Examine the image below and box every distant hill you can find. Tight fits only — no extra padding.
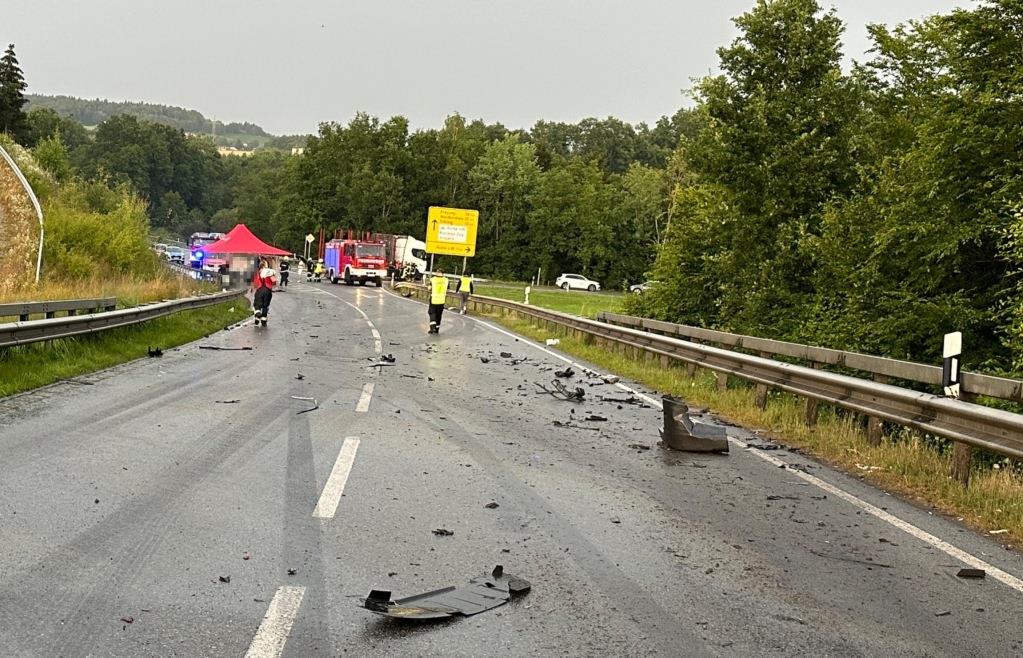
[24,94,307,149]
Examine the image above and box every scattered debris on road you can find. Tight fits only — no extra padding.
[989,529,1009,535]
[480,357,490,363]
[362,565,531,620]
[147,346,163,358]
[199,345,253,351]
[545,339,560,346]
[500,352,513,358]
[747,442,780,450]
[484,502,499,509]
[554,367,575,378]
[553,420,599,431]
[381,354,396,363]
[766,495,799,501]
[536,380,585,402]
[295,373,305,380]
[291,395,319,414]
[935,610,952,617]
[628,443,651,451]
[584,414,607,422]
[660,396,728,453]
[957,568,986,579]
[243,552,251,560]
[218,575,231,583]
[601,375,620,384]
[120,615,134,625]
[287,568,297,576]
[600,395,646,406]
[432,528,454,536]
[215,399,241,404]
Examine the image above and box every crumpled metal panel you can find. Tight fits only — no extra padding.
[363,566,531,620]
[660,395,729,453]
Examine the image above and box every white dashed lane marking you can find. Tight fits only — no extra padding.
[356,383,374,413]
[244,586,305,658]
[312,437,361,519]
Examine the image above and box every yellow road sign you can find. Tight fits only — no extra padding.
[426,206,479,257]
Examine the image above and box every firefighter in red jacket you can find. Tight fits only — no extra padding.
[251,259,277,326]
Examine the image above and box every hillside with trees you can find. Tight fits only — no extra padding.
[25,94,279,147]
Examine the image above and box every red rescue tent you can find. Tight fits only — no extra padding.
[204,224,290,256]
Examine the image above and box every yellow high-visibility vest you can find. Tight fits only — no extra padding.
[460,276,472,292]
[430,275,449,304]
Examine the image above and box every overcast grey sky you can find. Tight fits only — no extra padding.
[4,0,970,135]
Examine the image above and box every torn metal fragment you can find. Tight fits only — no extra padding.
[956,568,986,579]
[362,565,531,620]
[660,396,728,453]
[535,380,585,402]
[554,367,575,378]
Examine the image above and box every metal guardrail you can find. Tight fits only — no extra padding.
[0,289,245,349]
[597,312,1023,404]
[397,283,1023,472]
[0,297,116,322]
[165,261,223,284]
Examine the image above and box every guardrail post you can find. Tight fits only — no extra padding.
[686,339,699,378]
[19,313,29,321]
[715,372,728,392]
[950,392,977,487]
[866,374,889,445]
[805,364,824,427]
[754,351,771,409]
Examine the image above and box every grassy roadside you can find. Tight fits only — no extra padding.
[0,273,211,309]
[485,311,1023,549]
[475,283,625,318]
[0,300,249,397]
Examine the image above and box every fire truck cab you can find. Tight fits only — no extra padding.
[324,239,387,287]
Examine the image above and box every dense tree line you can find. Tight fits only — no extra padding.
[5,0,1022,372]
[631,0,1023,373]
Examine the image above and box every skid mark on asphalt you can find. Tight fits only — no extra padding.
[245,585,305,658]
[381,287,1023,595]
[312,437,361,519]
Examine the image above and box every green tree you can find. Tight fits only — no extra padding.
[0,44,29,142]
[33,133,73,182]
[468,134,542,276]
[26,107,90,150]
[649,0,860,335]
[806,0,1023,367]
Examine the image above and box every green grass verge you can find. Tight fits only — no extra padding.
[0,300,250,397]
[486,310,1023,549]
[475,283,625,318]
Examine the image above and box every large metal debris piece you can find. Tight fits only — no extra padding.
[363,566,531,621]
[660,395,729,453]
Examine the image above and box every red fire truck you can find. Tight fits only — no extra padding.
[324,237,387,286]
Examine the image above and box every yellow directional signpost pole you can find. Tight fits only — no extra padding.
[425,206,479,274]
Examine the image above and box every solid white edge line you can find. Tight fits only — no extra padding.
[380,286,1023,594]
[356,382,374,413]
[244,585,306,658]
[312,437,361,519]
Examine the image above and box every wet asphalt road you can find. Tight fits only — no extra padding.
[0,280,1021,657]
